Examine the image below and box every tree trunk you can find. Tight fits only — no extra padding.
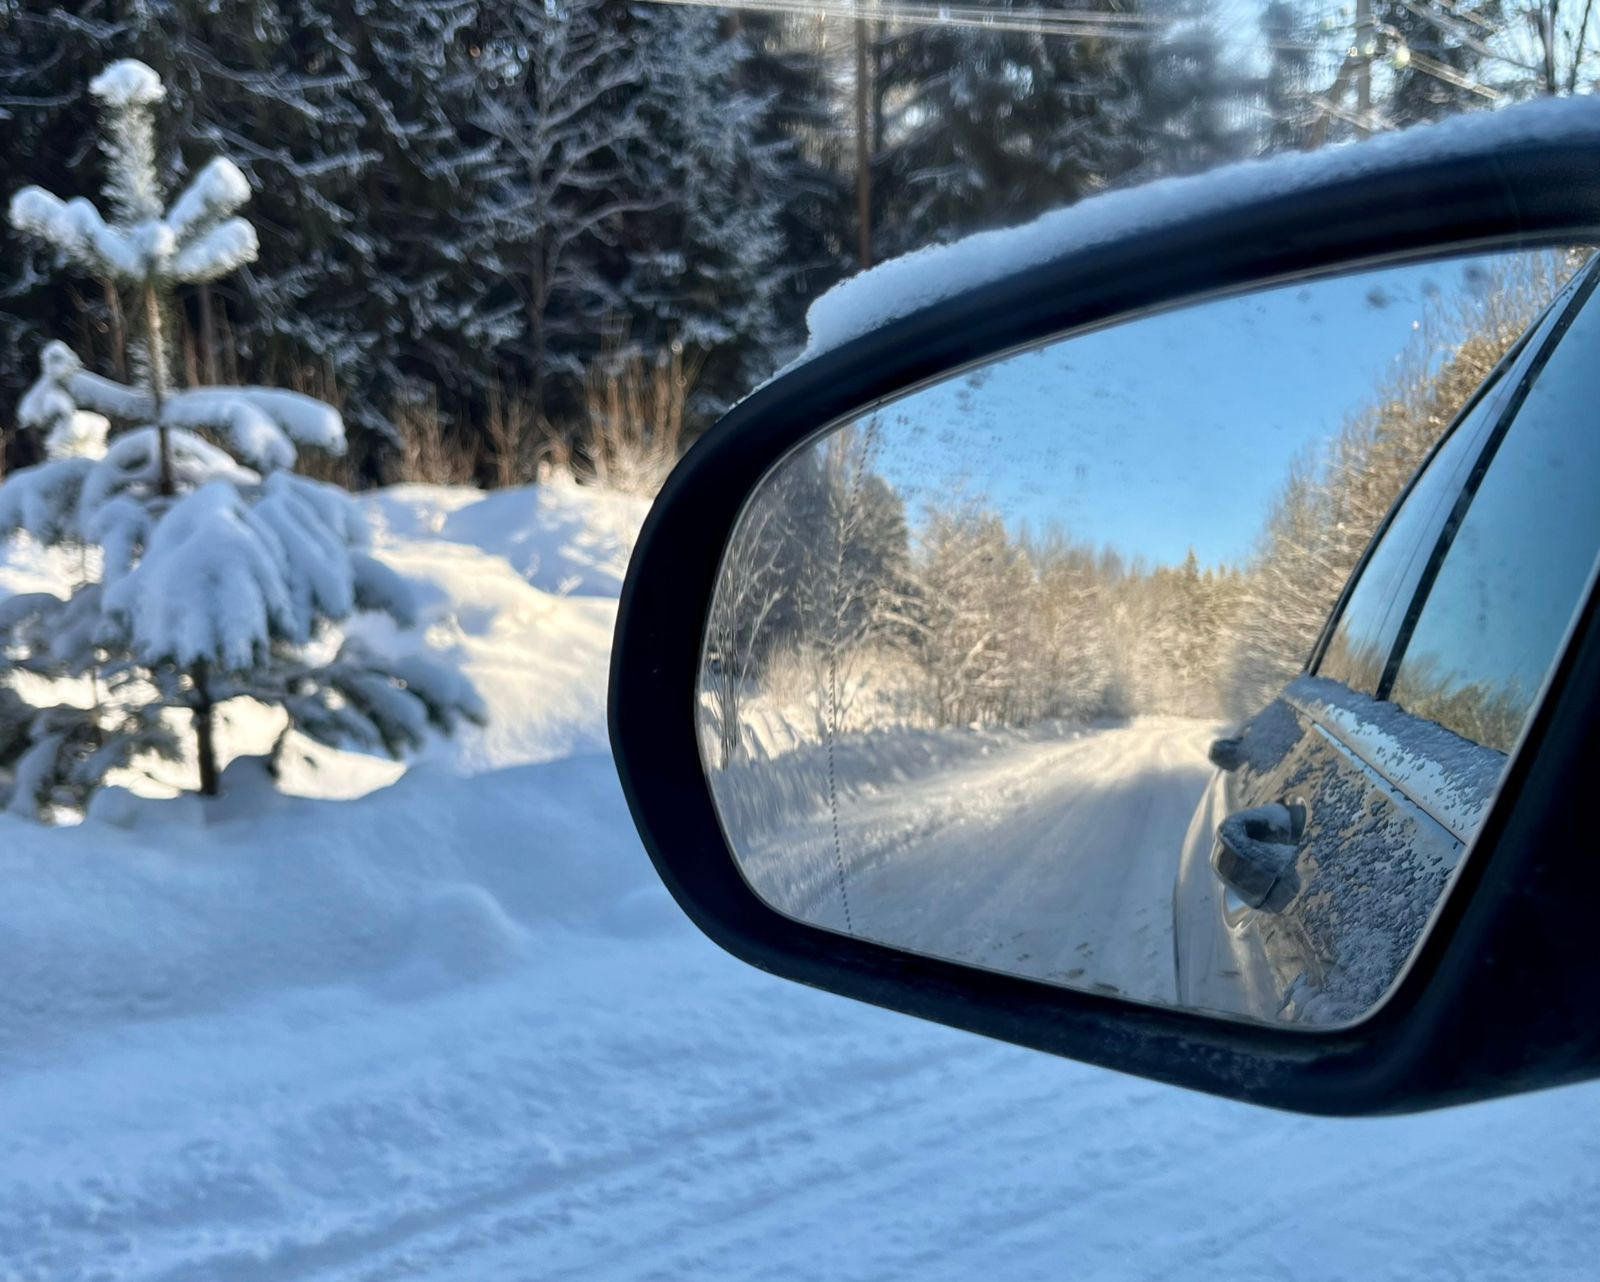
[528,252,548,428]
[143,282,175,496]
[104,279,128,380]
[192,663,220,798]
[1355,0,1372,132]
[197,283,218,384]
[718,673,740,771]
[855,17,873,271]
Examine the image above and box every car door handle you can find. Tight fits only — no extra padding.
[1212,802,1307,912]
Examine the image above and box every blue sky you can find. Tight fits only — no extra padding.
[867,252,1545,568]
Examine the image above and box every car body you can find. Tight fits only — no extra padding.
[1174,253,1600,1026]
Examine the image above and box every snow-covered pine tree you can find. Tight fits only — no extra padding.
[0,60,483,817]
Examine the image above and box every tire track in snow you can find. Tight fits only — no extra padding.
[788,719,1217,1004]
[295,1034,1183,1282]
[142,1040,977,1282]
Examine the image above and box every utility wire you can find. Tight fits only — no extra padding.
[635,0,1521,112]
[636,0,1168,41]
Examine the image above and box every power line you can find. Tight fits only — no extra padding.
[637,0,1518,120]
[635,0,1167,41]
[634,0,1431,58]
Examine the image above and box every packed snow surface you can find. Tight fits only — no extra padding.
[793,96,1600,372]
[720,717,1216,1004]
[0,479,1596,1280]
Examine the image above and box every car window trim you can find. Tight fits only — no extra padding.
[1286,679,1500,844]
[1376,259,1600,701]
[1305,255,1600,679]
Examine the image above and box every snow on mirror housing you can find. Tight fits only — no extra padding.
[612,104,1600,1114]
[699,248,1594,1030]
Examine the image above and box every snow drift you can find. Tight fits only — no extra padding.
[0,479,652,1054]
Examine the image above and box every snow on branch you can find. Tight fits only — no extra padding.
[75,428,257,525]
[49,411,110,461]
[163,386,346,471]
[21,340,346,473]
[164,157,252,243]
[170,217,259,282]
[351,553,419,626]
[388,652,488,731]
[286,641,487,758]
[104,481,302,670]
[10,60,258,287]
[0,458,95,544]
[248,473,361,632]
[88,60,164,109]
[19,341,155,432]
[8,188,151,279]
[85,468,385,675]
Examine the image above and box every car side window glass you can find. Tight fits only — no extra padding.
[1390,281,1600,752]
[1315,383,1506,694]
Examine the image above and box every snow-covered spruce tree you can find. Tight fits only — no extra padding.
[619,3,789,412]
[871,8,1135,261]
[471,0,650,428]
[0,60,483,815]
[730,10,854,340]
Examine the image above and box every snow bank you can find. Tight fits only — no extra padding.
[374,476,646,599]
[355,479,648,776]
[792,97,1600,371]
[0,752,653,1052]
[0,480,653,1054]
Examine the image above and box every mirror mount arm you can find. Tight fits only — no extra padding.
[1209,736,1246,771]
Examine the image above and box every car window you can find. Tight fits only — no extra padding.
[1314,382,1506,694]
[1314,269,1588,697]
[1389,278,1600,751]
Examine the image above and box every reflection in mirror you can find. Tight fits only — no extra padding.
[701,248,1599,1027]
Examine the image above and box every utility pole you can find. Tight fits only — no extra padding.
[855,7,872,270]
[1356,0,1373,132]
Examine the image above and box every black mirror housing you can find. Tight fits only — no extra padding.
[610,100,1600,1115]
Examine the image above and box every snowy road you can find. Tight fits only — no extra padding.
[4,836,1599,1282]
[737,719,1217,1005]
[2,485,1598,1281]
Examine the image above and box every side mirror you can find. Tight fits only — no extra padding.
[611,101,1600,1115]
[1207,737,1245,772]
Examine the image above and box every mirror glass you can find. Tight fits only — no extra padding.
[700,247,1599,1028]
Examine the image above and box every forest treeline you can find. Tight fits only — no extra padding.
[707,427,1248,765]
[2,0,1582,483]
[706,253,1581,760]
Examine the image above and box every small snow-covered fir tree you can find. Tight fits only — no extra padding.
[0,60,483,816]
